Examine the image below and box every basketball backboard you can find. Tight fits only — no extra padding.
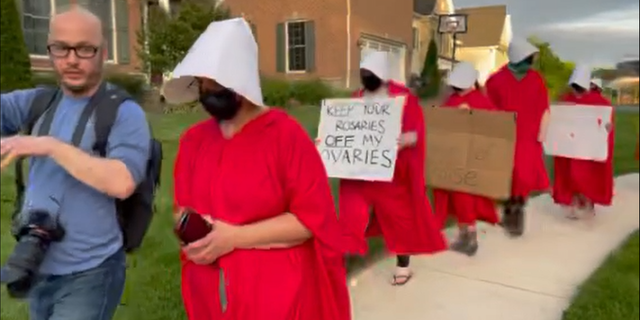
[438,14,468,34]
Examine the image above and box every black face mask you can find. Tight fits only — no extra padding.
[199,89,241,121]
[361,74,383,92]
[571,83,586,94]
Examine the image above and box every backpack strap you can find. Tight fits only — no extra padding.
[13,88,62,219]
[25,87,61,134]
[92,88,132,157]
[68,83,110,147]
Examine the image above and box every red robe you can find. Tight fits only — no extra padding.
[433,90,501,228]
[174,109,351,320]
[552,92,615,206]
[485,67,550,198]
[338,81,447,255]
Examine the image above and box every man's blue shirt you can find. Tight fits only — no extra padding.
[1,87,150,275]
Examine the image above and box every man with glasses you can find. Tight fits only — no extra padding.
[0,7,150,320]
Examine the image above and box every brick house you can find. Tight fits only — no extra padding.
[221,0,414,89]
[17,0,143,74]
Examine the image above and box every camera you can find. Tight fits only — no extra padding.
[0,210,65,299]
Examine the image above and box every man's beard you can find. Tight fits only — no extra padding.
[52,58,104,96]
[61,68,102,95]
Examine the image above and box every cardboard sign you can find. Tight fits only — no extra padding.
[543,104,613,161]
[424,107,517,199]
[317,97,405,181]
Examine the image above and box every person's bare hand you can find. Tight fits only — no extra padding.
[182,217,240,265]
[1,136,56,171]
[397,132,417,149]
[459,103,470,110]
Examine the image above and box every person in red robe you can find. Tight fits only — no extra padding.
[334,51,446,285]
[433,62,500,256]
[485,39,551,237]
[552,67,614,218]
[163,18,351,320]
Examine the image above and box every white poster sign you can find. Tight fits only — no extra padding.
[543,104,613,161]
[317,97,405,181]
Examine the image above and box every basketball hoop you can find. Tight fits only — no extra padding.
[437,14,468,34]
[444,20,459,34]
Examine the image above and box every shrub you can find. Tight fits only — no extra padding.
[106,73,147,100]
[261,77,348,108]
[261,77,292,107]
[0,0,33,91]
[418,38,441,99]
[138,0,230,76]
[31,72,147,100]
[289,79,334,106]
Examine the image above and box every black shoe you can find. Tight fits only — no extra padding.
[450,229,479,257]
[509,202,526,237]
[501,201,515,233]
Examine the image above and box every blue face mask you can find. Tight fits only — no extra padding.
[508,55,535,79]
[508,56,533,72]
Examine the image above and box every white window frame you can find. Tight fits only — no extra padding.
[285,20,308,74]
[22,0,119,63]
[22,0,55,58]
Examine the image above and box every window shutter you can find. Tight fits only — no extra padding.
[304,21,315,72]
[114,0,130,64]
[276,23,286,73]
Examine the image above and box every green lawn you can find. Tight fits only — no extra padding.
[1,108,638,320]
[563,231,640,320]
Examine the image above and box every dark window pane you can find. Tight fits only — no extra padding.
[286,21,307,71]
[288,47,306,71]
[21,0,51,55]
[287,22,306,47]
[79,0,115,59]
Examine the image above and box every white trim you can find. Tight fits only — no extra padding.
[23,0,56,57]
[109,0,118,63]
[24,0,119,63]
[458,45,499,51]
[285,20,308,74]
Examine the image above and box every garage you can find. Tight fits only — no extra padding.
[359,37,407,84]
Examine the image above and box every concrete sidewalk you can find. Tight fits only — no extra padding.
[350,174,640,320]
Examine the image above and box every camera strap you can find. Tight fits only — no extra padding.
[13,83,112,219]
[13,88,62,220]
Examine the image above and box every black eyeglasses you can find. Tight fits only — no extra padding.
[47,44,99,59]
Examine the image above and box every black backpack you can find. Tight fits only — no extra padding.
[13,84,163,253]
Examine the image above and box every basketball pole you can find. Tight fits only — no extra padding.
[451,32,458,70]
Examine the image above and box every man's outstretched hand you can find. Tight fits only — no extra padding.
[0,135,55,171]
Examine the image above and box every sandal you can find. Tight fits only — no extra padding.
[391,268,413,286]
[391,274,413,286]
[565,206,580,220]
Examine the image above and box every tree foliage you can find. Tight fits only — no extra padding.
[528,37,574,100]
[0,0,34,91]
[418,37,441,99]
[137,0,231,74]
